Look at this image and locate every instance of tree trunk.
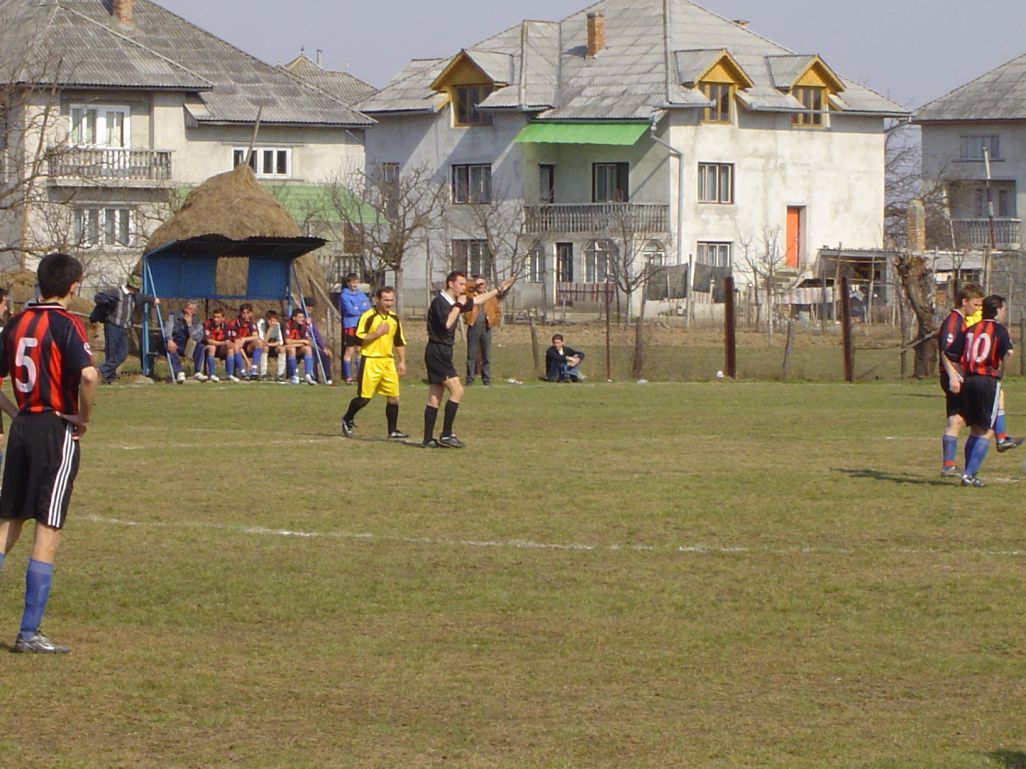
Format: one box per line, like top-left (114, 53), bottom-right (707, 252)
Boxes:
top-left (631, 297), bottom-right (647, 379)
top-left (894, 254), bottom-right (937, 378)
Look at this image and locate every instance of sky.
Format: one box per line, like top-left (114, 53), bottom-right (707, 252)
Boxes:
top-left (155, 0), bottom-right (1026, 109)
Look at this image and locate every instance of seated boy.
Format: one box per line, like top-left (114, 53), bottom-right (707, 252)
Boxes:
top-left (227, 303), bottom-right (266, 381)
top-left (202, 308), bottom-right (231, 382)
top-left (284, 308), bottom-right (317, 385)
top-left (258, 310), bottom-right (288, 381)
top-left (545, 334), bottom-right (585, 382)
top-left (163, 299), bottom-right (204, 382)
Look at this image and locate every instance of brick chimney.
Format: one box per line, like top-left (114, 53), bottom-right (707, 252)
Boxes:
top-left (112, 0), bottom-right (133, 25)
top-left (586, 13), bottom-right (605, 58)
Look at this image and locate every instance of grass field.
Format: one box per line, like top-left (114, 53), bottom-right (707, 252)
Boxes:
top-left (1, 376), bottom-right (1025, 768)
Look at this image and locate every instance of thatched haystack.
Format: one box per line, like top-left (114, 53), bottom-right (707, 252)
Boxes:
top-left (0, 267), bottom-right (101, 349)
top-left (145, 164), bottom-right (329, 318)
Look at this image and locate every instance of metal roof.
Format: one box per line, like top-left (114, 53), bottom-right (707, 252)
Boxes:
top-left (915, 52), bottom-right (1026, 123)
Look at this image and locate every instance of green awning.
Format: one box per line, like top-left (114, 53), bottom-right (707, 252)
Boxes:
top-left (513, 121), bottom-right (649, 146)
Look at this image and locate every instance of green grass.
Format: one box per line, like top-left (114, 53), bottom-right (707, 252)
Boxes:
top-left (1, 378), bottom-right (1025, 768)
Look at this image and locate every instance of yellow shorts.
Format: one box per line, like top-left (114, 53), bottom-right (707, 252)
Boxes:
top-left (357, 357), bottom-right (399, 399)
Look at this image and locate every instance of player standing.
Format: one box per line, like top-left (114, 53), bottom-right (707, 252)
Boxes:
top-left (0, 252), bottom-right (98, 653)
top-left (421, 271), bottom-right (513, 448)
top-left (339, 287), bottom-right (408, 439)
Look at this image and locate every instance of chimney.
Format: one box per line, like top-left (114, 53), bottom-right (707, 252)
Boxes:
top-left (112, 0), bottom-right (134, 25)
top-left (316, 49), bottom-right (323, 68)
top-left (733, 19), bottom-right (749, 28)
top-left (586, 13), bottom-right (605, 58)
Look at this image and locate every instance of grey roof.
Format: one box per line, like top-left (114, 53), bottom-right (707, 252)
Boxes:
top-left (0, 0), bottom-right (372, 127)
top-left (915, 52), bottom-right (1026, 122)
top-left (280, 54), bottom-right (377, 107)
top-left (358, 58), bottom-right (449, 114)
top-left (364, 0), bottom-right (907, 121)
top-left (464, 50), bottom-right (515, 85)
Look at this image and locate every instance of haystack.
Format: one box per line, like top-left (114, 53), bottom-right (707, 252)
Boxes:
top-left (145, 163), bottom-right (329, 317)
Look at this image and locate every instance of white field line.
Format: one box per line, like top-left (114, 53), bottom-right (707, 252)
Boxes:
top-left (79, 515), bottom-right (1026, 559)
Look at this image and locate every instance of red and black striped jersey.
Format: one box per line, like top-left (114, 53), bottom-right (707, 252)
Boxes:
top-left (284, 318), bottom-right (310, 340)
top-left (937, 309), bottom-right (968, 372)
top-left (204, 318), bottom-right (227, 342)
top-left (958, 319), bottom-right (1012, 378)
top-left (227, 317), bottom-right (257, 340)
top-left (0, 303), bottom-right (93, 414)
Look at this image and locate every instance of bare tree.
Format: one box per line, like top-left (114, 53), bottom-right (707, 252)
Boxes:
top-left (451, 196), bottom-right (544, 298)
top-left (894, 253), bottom-right (937, 378)
top-left (603, 205), bottom-right (669, 329)
top-left (737, 227), bottom-right (798, 343)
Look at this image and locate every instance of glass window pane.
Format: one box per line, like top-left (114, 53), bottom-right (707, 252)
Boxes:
top-left (277, 150), bottom-right (288, 175)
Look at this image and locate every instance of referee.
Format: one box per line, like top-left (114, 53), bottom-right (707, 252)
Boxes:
top-left (422, 271), bottom-right (513, 448)
top-left (0, 252), bottom-right (98, 653)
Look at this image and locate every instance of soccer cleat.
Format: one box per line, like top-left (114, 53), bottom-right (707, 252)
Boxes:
top-left (344, 377), bottom-right (354, 385)
top-left (961, 474), bottom-right (985, 488)
top-left (175, 371), bottom-right (186, 384)
top-left (249, 367), bottom-right (258, 378)
top-left (340, 417), bottom-right (354, 438)
top-left (420, 438), bottom-right (440, 448)
top-left (209, 374), bottom-right (220, 383)
top-left (325, 379), bottom-right (333, 386)
top-left (437, 434), bottom-right (465, 449)
top-left (193, 372), bottom-right (208, 382)
top-left (304, 374), bottom-right (317, 386)
top-left (995, 436), bottom-right (1024, 453)
top-left (388, 430), bottom-right (409, 440)
top-left (290, 375), bottom-right (300, 385)
top-left (940, 465), bottom-right (961, 478)
top-left (14, 631), bottom-right (70, 654)
top-left (228, 375), bottom-right (241, 383)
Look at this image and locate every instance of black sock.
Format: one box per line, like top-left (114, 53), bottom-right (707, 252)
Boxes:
top-left (423, 405), bottom-right (438, 443)
top-left (344, 398), bottom-right (369, 423)
top-left (386, 403), bottom-right (399, 433)
top-left (442, 400), bottom-right (460, 436)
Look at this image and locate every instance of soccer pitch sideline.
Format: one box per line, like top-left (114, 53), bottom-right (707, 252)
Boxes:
top-left (1, 380), bottom-right (1024, 769)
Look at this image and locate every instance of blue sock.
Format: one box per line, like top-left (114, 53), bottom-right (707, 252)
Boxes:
top-left (995, 411), bottom-right (1007, 438)
top-left (20, 559), bottom-right (54, 638)
top-left (251, 348), bottom-right (262, 371)
top-left (966, 436), bottom-right (990, 477)
top-left (226, 354), bottom-right (236, 377)
top-left (343, 360), bottom-right (351, 380)
top-left (287, 358), bottom-right (296, 378)
top-left (206, 355), bottom-right (215, 376)
top-left (963, 435), bottom-right (978, 470)
top-left (0, 551), bottom-right (6, 575)
top-left (236, 353), bottom-right (246, 375)
top-left (304, 354), bottom-right (313, 377)
top-left (942, 435), bottom-right (958, 467)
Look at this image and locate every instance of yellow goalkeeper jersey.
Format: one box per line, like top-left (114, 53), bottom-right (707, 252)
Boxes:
top-left (356, 309), bottom-right (406, 358)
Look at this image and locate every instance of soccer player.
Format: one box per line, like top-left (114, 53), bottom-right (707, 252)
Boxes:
top-left (339, 273), bottom-right (370, 384)
top-left (227, 303), bottom-right (266, 381)
top-left (421, 271), bottom-right (513, 448)
top-left (0, 252), bottom-right (98, 653)
top-left (951, 294), bottom-right (1015, 487)
top-left (340, 287), bottom-right (408, 439)
top-left (202, 308), bottom-right (231, 382)
top-left (284, 308), bottom-right (317, 385)
top-left (258, 309), bottom-right (287, 381)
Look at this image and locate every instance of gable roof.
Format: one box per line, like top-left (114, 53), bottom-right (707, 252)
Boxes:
top-left (915, 52), bottom-right (1026, 122)
top-left (362, 0), bottom-right (906, 121)
top-left (0, 0), bottom-right (372, 127)
top-left (280, 54), bottom-right (378, 107)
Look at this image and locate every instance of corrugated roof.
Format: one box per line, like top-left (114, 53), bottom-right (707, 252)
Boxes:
top-left (358, 58), bottom-right (449, 114)
top-left (915, 52), bottom-right (1026, 122)
top-left (280, 54), bottom-right (377, 107)
top-left (0, 0), bottom-right (372, 127)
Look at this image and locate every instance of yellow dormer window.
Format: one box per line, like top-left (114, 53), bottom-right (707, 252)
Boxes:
top-left (701, 82), bottom-right (734, 124)
top-left (792, 86), bottom-right (826, 127)
top-left (453, 84), bottom-right (493, 127)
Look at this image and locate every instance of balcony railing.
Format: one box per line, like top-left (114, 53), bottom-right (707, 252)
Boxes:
top-left (951, 218), bottom-right (1021, 250)
top-left (524, 203), bottom-right (670, 234)
top-left (48, 147), bottom-right (173, 182)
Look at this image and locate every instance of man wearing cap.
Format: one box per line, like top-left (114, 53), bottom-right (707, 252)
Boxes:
top-left (98, 274), bottom-right (158, 384)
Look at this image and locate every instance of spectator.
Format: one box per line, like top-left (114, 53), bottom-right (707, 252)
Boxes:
top-left (202, 308), bottom-right (231, 382)
top-left (258, 310), bottom-right (287, 382)
top-left (339, 273), bottom-right (370, 384)
top-left (98, 274), bottom-right (158, 384)
top-left (464, 274), bottom-right (501, 386)
top-left (163, 300), bottom-right (204, 383)
top-left (545, 334), bottom-right (585, 382)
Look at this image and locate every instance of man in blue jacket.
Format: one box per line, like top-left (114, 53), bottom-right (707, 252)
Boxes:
top-left (339, 273), bottom-right (370, 384)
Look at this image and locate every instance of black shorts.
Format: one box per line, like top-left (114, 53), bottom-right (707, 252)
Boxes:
top-left (0, 412), bottom-right (80, 530)
top-left (960, 375), bottom-right (1001, 431)
top-left (425, 341), bottom-right (458, 384)
top-left (344, 326), bottom-right (360, 348)
top-left (940, 375), bottom-right (964, 418)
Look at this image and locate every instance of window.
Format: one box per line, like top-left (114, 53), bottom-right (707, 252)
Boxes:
top-left (71, 105), bottom-right (129, 147)
top-left (452, 164), bottom-right (492, 204)
top-left (698, 163), bottom-right (734, 204)
top-left (556, 243), bottom-right (574, 283)
top-left (539, 164), bottom-right (555, 204)
top-left (642, 240), bottom-right (666, 266)
top-left (592, 162), bottom-right (629, 203)
top-left (379, 162), bottom-right (400, 184)
top-left (792, 86), bottom-right (826, 127)
top-left (454, 84), bottom-right (493, 127)
top-left (697, 241), bottom-right (732, 268)
top-left (233, 147), bottom-right (291, 178)
top-left (701, 82), bottom-right (734, 124)
top-left (960, 135), bottom-right (1001, 161)
top-left (528, 245), bottom-right (546, 283)
top-left (976, 188), bottom-right (1017, 218)
top-left (451, 239), bottom-right (492, 275)
top-left (584, 239), bottom-right (617, 282)
top-left (74, 207), bottom-right (132, 247)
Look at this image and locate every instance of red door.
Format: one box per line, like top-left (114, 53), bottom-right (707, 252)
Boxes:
top-left (786, 207), bottom-right (802, 268)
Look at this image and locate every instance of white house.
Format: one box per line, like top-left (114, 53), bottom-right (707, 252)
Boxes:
top-left (358, 0), bottom-right (907, 315)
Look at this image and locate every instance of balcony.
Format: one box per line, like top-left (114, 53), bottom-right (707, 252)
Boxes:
top-left (48, 147), bottom-right (173, 185)
top-left (951, 218), bottom-right (1021, 250)
top-left (524, 203), bottom-right (670, 235)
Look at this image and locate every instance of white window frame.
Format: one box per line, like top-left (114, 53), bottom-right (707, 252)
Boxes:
top-left (696, 241), bottom-right (732, 268)
top-left (74, 206), bottom-right (133, 248)
top-left (451, 164), bottom-right (492, 204)
top-left (70, 104), bottom-right (131, 148)
top-left (698, 162), bottom-right (734, 204)
top-left (233, 147), bottom-right (292, 179)
top-left (528, 245), bottom-right (546, 283)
